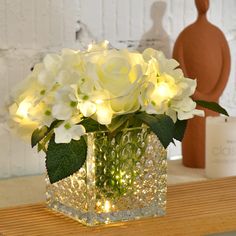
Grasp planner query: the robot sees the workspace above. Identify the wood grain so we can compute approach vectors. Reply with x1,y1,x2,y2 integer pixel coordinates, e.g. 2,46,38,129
1,177,236,236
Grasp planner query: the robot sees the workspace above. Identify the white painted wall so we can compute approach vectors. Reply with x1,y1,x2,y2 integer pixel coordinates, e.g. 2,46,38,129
0,0,236,178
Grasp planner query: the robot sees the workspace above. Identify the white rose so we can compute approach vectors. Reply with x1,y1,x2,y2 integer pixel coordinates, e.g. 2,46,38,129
86,49,145,114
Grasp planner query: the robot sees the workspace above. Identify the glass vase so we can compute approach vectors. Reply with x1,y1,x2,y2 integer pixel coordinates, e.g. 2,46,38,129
46,127,167,226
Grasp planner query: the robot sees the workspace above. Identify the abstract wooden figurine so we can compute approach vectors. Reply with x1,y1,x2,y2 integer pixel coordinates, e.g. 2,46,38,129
173,0,231,168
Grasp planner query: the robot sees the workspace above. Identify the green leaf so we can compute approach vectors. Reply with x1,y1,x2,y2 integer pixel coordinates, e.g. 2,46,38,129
195,100,229,116
173,119,188,141
135,113,175,148
80,118,106,132
107,115,129,132
31,126,49,148
49,120,63,130
128,116,143,128
37,142,47,153
46,136,87,184
31,120,63,149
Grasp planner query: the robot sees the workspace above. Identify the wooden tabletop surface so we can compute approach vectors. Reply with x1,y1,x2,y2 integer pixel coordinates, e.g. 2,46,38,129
1,177,236,236
0,159,207,208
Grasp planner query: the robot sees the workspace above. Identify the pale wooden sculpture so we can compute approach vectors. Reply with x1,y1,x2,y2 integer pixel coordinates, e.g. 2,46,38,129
173,0,230,168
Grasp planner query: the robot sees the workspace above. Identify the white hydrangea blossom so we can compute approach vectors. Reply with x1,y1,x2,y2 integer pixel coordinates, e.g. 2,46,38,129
7,41,203,143
140,48,204,122
54,122,86,144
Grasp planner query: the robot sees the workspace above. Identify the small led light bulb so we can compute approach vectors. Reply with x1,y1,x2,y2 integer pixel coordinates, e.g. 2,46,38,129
16,99,32,119
104,200,111,213
87,43,93,51
155,82,172,98
95,99,103,105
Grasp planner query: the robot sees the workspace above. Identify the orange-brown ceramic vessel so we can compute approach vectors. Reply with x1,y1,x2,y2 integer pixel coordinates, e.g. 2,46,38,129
173,0,230,168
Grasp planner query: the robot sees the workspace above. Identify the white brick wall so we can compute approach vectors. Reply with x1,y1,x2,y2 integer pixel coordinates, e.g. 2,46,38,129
0,0,236,178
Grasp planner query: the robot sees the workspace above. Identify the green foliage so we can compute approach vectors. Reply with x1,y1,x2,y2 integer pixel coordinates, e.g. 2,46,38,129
95,128,148,198
195,100,229,116
31,120,63,149
37,142,47,153
46,135,87,184
173,119,188,141
135,113,175,148
80,118,106,132
31,126,49,148
36,100,229,184
107,115,129,133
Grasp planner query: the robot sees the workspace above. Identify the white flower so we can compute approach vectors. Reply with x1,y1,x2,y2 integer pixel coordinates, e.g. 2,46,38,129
54,122,86,143
95,103,113,125
51,86,78,121
61,49,82,70
140,48,202,122
140,73,178,115
70,84,97,117
71,84,113,124
7,101,39,139
169,78,199,121
55,70,77,86
84,49,145,115
171,98,204,120
7,42,206,143
87,40,109,52
143,48,181,78
52,104,71,120
37,54,62,89
79,101,97,117
28,101,54,126
43,54,62,72
175,78,197,98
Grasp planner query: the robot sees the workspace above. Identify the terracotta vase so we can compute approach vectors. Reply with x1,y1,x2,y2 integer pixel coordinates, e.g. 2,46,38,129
173,0,231,168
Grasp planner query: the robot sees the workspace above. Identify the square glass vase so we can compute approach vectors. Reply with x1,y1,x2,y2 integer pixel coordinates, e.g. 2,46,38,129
46,127,167,226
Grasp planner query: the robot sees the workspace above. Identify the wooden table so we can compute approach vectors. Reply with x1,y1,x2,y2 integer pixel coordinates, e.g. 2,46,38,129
1,177,236,236
0,160,207,208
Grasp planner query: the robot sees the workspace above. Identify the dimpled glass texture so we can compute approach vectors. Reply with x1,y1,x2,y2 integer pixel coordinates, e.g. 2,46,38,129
46,128,167,226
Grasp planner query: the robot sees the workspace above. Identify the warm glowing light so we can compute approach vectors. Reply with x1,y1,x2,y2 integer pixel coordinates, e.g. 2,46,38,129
97,108,109,118
16,99,32,119
87,43,93,51
155,82,173,98
115,171,127,184
95,99,104,105
80,101,97,117
87,40,109,52
96,106,113,125
104,200,111,213
105,217,110,224
103,40,109,47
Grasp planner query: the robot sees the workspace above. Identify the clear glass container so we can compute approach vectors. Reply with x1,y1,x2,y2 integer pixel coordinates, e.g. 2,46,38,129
46,128,167,226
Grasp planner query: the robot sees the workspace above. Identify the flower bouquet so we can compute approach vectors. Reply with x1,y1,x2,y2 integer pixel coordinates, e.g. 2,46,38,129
7,41,228,225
